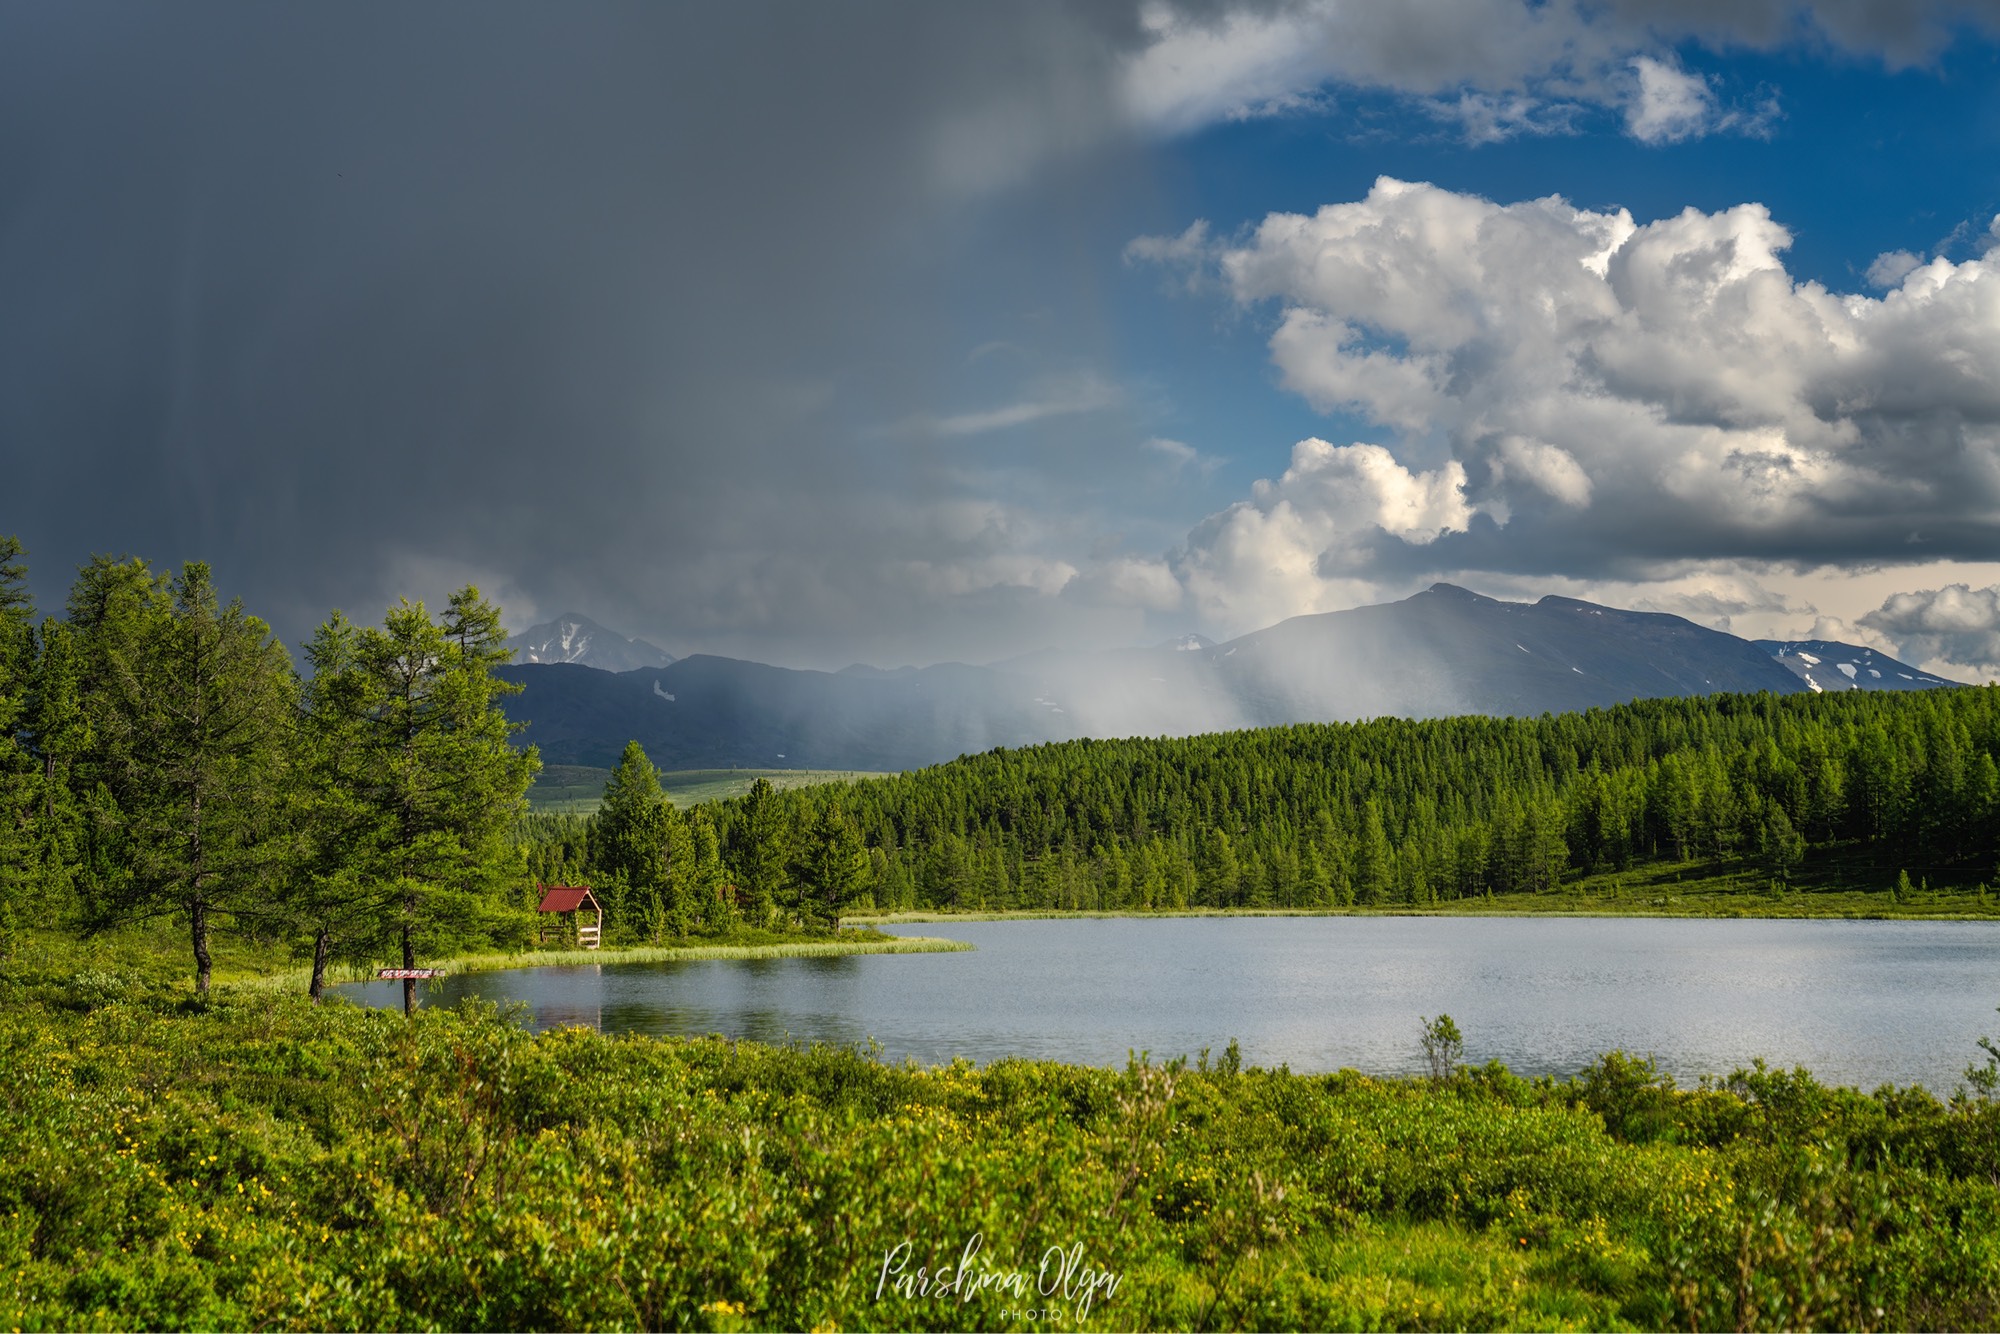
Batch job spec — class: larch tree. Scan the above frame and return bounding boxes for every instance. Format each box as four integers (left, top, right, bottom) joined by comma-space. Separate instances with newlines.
792, 800, 868, 933
339, 591, 538, 1015
687, 807, 731, 933
288, 611, 383, 1001
737, 777, 792, 929
20, 618, 91, 908
91, 562, 296, 993
594, 739, 692, 942
0, 538, 34, 956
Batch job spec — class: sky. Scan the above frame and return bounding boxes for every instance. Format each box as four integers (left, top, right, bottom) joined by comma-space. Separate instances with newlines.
8, 1, 2000, 679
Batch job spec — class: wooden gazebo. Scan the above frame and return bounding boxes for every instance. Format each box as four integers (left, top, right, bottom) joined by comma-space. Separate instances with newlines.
536, 883, 603, 950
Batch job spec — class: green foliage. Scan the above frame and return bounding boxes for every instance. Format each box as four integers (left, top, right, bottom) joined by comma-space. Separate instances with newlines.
527, 767, 892, 815
1968, 1007, 2000, 1099
788, 801, 870, 933
2, 968, 1999, 1331
736, 777, 791, 929
1421, 1013, 1464, 1083
80, 563, 297, 993
310, 592, 540, 1001
0, 537, 35, 957
664, 685, 2000, 916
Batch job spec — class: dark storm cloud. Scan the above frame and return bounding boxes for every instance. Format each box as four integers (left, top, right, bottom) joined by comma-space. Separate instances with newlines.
10, 1, 2000, 666
0, 2, 1159, 663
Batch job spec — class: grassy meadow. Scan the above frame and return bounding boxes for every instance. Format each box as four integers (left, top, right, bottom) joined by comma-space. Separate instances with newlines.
4, 924, 2000, 1330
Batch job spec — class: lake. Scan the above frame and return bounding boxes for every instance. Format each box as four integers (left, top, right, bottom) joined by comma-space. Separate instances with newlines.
337, 916, 2000, 1090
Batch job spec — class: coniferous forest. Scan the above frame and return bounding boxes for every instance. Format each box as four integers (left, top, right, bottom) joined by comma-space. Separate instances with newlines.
8, 532, 2000, 1005
8, 537, 2000, 1330
677, 685, 2000, 916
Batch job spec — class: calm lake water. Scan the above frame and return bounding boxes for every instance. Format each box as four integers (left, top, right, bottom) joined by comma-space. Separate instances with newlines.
338, 917, 2000, 1090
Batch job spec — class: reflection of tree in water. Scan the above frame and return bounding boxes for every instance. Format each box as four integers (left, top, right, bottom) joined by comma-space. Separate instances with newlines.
734, 1008, 868, 1051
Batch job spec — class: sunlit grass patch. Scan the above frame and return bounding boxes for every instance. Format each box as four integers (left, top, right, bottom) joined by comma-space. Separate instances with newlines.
436, 934, 973, 976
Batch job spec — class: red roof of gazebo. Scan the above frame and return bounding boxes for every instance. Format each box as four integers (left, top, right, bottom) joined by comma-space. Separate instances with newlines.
536, 885, 596, 913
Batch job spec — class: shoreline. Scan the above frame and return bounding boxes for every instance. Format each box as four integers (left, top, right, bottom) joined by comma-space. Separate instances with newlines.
848, 902, 2000, 924
242, 934, 974, 992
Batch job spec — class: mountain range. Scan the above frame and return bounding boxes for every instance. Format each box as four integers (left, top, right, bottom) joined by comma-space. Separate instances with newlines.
1757, 640, 1960, 694
499, 585, 1964, 772
504, 613, 674, 672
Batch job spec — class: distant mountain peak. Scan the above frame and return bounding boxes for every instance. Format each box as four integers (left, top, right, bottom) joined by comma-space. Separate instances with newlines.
505, 613, 674, 673
503, 583, 1908, 772
1755, 639, 1960, 694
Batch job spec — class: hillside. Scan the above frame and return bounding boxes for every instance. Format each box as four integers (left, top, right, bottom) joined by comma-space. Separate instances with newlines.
1758, 639, 1961, 693
501, 584, 1836, 770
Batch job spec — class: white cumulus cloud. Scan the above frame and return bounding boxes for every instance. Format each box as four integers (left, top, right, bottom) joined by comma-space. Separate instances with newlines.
1133, 176, 2000, 630
1109, 0, 1980, 145
1624, 56, 1718, 143
1859, 583, 2000, 673
1170, 438, 1471, 632
1866, 248, 1925, 288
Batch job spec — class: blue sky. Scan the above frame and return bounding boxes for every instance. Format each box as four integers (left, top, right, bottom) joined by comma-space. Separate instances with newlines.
8, 2, 2000, 675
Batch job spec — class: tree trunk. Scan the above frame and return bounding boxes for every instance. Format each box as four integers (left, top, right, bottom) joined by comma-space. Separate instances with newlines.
401, 918, 416, 1017
192, 898, 212, 995
309, 928, 331, 1003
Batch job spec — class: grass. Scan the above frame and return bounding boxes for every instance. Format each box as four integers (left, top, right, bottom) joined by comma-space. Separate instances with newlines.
10, 920, 971, 1003
4, 980, 1999, 1330
424, 934, 972, 976
523, 764, 615, 813
8, 918, 2000, 1329
233, 930, 973, 995
527, 765, 892, 813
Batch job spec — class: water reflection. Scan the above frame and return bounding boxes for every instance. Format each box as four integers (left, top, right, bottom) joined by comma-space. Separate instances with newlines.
335, 916, 2000, 1090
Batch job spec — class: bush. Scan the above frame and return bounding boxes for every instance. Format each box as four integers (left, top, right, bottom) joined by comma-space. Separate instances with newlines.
4, 983, 2000, 1329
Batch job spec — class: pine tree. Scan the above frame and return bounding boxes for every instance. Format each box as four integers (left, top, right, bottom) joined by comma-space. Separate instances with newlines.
793, 801, 868, 933
1355, 799, 1392, 903
687, 807, 732, 932
594, 740, 688, 942
0, 538, 34, 957
91, 563, 296, 993
1758, 803, 1805, 888
340, 592, 539, 1013
287, 612, 381, 1000
596, 742, 670, 877
737, 778, 792, 928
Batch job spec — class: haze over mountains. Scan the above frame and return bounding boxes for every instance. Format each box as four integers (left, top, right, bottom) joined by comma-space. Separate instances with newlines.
500, 586, 1967, 772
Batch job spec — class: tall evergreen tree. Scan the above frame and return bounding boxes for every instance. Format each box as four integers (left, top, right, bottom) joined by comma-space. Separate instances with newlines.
90, 563, 296, 993
593, 740, 688, 941
737, 777, 792, 929
792, 801, 868, 933
287, 612, 381, 1000
687, 807, 732, 932
19, 619, 90, 911
340, 592, 539, 1014
0, 538, 34, 957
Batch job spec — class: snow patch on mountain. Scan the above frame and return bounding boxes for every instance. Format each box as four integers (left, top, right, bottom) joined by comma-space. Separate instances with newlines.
506, 613, 675, 673
1757, 639, 1963, 694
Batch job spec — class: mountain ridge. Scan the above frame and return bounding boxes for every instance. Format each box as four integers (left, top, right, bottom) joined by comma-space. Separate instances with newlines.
1755, 639, 1962, 693
499, 586, 1961, 771
504, 612, 674, 673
